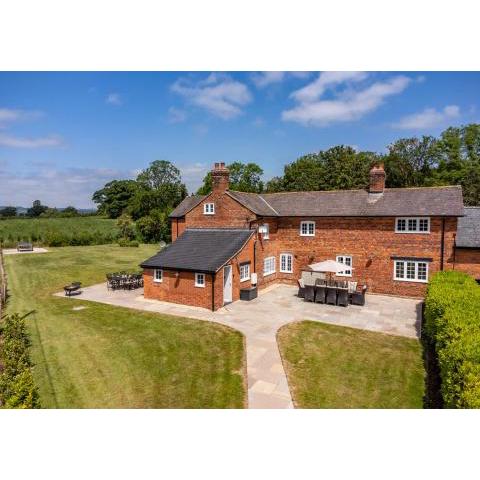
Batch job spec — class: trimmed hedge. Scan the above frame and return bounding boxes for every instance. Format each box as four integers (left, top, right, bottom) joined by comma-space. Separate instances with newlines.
0, 313, 40, 408
424, 271, 480, 408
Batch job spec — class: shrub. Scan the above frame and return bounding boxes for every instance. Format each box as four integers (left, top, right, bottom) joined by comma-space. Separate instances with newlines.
118, 239, 139, 247
424, 271, 480, 408
0, 313, 40, 409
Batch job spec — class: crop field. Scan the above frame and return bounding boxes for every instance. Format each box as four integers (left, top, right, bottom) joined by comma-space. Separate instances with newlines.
0, 217, 119, 247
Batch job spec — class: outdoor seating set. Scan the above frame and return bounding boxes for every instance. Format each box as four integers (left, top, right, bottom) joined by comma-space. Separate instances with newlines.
17, 242, 33, 252
106, 272, 144, 291
297, 261, 368, 307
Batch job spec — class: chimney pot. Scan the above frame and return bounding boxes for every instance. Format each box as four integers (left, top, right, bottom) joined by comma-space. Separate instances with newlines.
211, 162, 229, 193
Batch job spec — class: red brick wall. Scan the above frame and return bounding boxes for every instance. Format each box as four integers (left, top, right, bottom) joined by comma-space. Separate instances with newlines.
184, 191, 255, 229
455, 248, 480, 280
144, 268, 215, 310
252, 216, 457, 298
171, 218, 186, 241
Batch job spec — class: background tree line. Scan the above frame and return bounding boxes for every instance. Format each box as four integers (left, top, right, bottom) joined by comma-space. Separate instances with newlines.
91, 123, 479, 244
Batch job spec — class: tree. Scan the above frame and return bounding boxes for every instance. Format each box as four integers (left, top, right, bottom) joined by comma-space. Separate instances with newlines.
264, 176, 285, 193
117, 213, 136, 240
384, 136, 439, 188
136, 209, 170, 243
61, 206, 79, 217
196, 162, 264, 195
137, 160, 184, 191
27, 200, 48, 217
92, 180, 139, 219
0, 206, 17, 218
281, 153, 325, 191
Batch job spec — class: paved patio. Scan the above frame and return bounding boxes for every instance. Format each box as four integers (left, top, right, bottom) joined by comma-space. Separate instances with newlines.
2, 247, 49, 255
56, 283, 422, 409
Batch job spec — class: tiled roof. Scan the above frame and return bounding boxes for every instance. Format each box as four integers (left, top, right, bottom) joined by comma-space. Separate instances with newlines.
140, 228, 254, 273
456, 206, 480, 248
169, 185, 464, 218
169, 194, 206, 218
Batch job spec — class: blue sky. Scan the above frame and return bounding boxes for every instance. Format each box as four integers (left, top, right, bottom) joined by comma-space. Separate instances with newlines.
0, 71, 479, 208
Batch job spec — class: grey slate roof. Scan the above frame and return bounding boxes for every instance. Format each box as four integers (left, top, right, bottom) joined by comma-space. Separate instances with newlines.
169, 195, 206, 218
456, 207, 480, 248
170, 186, 464, 218
140, 228, 254, 273
258, 186, 464, 217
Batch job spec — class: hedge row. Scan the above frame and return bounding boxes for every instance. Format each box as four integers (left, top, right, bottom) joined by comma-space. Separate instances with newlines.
424, 271, 480, 408
0, 313, 40, 408
0, 231, 119, 248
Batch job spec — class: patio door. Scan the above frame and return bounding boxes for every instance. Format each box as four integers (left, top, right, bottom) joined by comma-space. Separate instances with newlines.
223, 265, 233, 304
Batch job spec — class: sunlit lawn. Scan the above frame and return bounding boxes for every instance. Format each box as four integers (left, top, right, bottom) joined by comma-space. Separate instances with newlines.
5, 245, 246, 408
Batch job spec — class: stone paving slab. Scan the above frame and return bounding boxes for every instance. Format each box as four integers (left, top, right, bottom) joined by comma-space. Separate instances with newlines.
55, 283, 422, 409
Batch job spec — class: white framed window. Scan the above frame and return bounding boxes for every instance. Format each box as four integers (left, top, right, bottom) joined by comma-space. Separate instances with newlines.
395, 217, 430, 233
203, 203, 215, 215
300, 221, 315, 236
195, 272, 205, 287
239, 262, 250, 282
261, 224, 269, 239
280, 253, 293, 273
263, 256, 276, 276
153, 269, 163, 283
393, 260, 429, 283
336, 255, 352, 277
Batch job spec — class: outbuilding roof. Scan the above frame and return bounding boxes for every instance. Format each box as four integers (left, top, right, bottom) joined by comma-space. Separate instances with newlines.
170, 186, 464, 218
456, 206, 480, 248
140, 228, 254, 273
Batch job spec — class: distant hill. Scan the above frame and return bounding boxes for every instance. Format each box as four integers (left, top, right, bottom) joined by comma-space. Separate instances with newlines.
0, 206, 96, 215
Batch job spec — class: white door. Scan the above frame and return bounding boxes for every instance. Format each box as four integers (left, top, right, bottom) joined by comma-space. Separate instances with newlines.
223, 265, 233, 304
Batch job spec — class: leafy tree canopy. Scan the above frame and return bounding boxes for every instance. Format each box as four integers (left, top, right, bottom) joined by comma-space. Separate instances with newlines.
0, 206, 17, 218
197, 162, 264, 195
92, 180, 140, 219
27, 200, 48, 217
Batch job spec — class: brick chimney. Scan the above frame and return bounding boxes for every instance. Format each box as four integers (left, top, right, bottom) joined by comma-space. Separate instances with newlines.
211, 162, 229, 193
369, 162, 386, 194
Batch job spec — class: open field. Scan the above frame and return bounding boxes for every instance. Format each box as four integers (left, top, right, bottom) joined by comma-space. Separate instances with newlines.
0, 217, 119, 248
278, 321, 425, 408
4, 245, 246, 408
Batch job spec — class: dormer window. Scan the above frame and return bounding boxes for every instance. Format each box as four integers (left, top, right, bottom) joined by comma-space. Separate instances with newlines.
204, 203, 215, 215
395, 217, 430, 233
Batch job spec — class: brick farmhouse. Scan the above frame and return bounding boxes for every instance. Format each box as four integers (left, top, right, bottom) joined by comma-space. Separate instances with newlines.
141, 162, 479, 310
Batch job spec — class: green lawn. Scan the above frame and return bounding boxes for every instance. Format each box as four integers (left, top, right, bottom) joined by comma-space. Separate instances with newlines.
0, 217, 119, 247
4, 245, 246, 408
278, 321, 425, 408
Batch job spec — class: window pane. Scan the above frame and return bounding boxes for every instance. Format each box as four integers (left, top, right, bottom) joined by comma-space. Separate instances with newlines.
419, 219, 429, 232
406, 262, 416, 279
418, 262, 427, 280
397, 219, 406, 231
395, 261, 404, 279
408, 219, 417, 231
309, 223, 314, 234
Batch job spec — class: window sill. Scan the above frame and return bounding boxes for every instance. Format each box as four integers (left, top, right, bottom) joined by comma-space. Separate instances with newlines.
394, 278, 428, 284
279, 270, 293, 274
394, 231, 430, 234
240, 277, 250, 283
203, 213, 215, 215
263, 271, 276, 277
299, 234, 315, 237
194, 284, 206, 288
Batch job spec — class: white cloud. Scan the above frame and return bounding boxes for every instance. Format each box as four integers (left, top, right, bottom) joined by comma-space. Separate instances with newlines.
393, 105, 461, 130
105, 93, 122, 106
252, 116, 266, 127
282, 73, 411, 126
0, 133, 63, 148
171, 73, 252, 119
0, 108, 43, 126
251, 71, 312, 88
167, 106, 188, 123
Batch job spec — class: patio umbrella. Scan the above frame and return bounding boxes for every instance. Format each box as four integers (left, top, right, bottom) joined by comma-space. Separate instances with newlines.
308, 259, 348, 273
